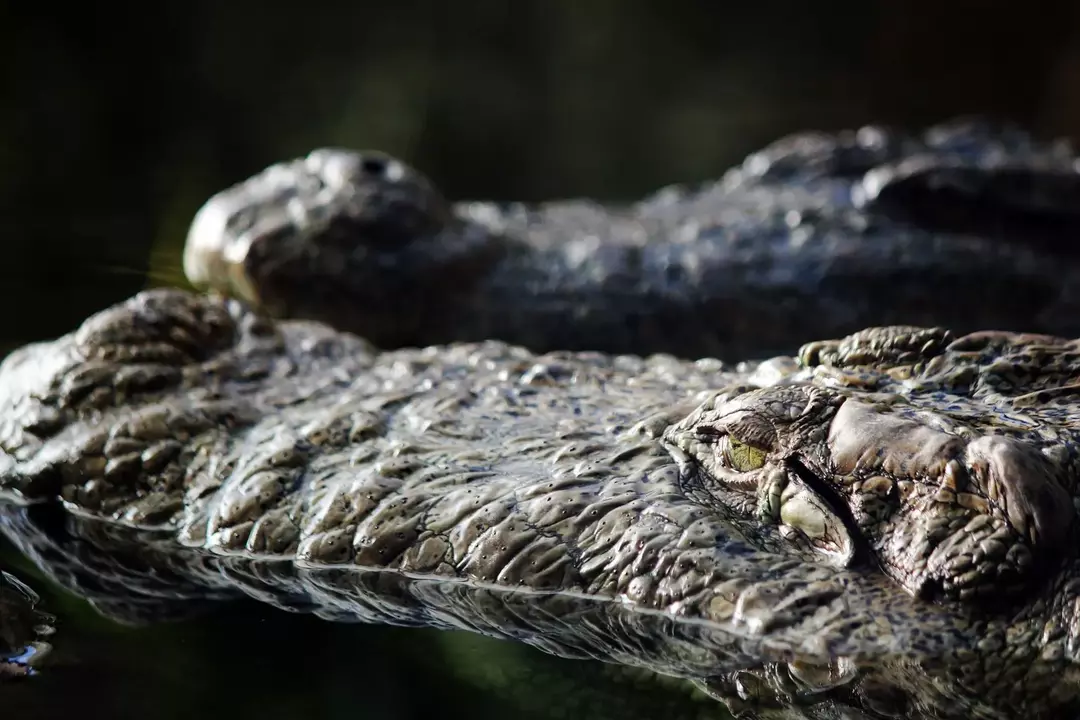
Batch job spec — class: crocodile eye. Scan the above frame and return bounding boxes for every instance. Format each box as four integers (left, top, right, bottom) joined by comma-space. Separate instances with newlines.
724, 437, 767, 472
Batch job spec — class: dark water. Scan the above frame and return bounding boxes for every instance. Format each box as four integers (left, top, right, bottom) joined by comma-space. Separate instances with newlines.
3, 2, 1080, 717
0, 544, 721, 720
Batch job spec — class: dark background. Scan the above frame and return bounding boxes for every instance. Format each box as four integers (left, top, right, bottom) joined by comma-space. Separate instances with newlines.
5, 1, 1080, 350
3, 1, 1080, 718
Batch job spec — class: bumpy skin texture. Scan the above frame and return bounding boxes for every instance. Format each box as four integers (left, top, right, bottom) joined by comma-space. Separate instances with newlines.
184, 119, 1080, 360
3, 290, 1080, 717
664, 335, 1080, 607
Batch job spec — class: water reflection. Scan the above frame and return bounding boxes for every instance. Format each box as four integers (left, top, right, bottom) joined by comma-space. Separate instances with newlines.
2, 504, 1079, 719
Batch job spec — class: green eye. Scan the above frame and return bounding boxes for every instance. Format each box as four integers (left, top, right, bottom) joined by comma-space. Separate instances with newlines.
725, 437, 767, 471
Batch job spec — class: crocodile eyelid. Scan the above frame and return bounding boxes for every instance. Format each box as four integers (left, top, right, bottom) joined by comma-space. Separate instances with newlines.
694, 425, 726, 441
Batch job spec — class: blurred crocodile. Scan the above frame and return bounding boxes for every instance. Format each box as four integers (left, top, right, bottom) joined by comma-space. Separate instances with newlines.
185, 118, 1080, 360
2, 289, 1080, 718
0, 571, 51, 679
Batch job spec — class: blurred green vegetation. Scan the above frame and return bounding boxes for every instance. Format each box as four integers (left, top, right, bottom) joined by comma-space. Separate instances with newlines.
2, 1, 1080, 717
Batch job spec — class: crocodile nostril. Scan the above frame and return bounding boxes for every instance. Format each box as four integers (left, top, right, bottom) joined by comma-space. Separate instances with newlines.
360, 156, 388, 177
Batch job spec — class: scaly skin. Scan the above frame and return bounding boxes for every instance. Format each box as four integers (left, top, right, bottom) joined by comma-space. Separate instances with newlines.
184, 118, 1080, 360
2, 289, 1080, 717
665, 327, 1080, 607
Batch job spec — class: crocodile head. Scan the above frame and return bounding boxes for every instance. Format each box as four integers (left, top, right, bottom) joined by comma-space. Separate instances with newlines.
183, 148, 488, 348
664, 329, 1080, 607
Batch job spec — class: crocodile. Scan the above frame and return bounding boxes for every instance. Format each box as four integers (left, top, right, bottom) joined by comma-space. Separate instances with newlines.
2, 289, 1080, 718
184, 118, 1080, 360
